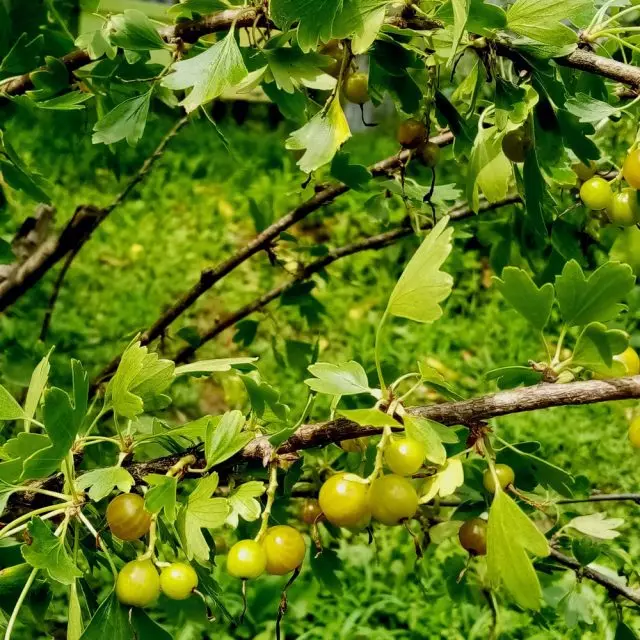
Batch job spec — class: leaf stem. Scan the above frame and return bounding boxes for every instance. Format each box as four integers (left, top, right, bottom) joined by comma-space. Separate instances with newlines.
255, 462, 278, 542
0, 502, 74, 539
3, 567, 38, 640
374, 309, 389, 392
551, 325, 567, 367
0, 507, 67, 539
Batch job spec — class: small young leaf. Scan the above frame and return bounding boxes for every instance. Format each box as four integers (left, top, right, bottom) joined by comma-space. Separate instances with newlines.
239, 375, 289, 420
23, 350, 52, 431
555, 261, 635, 327
286, 97, 351, 173
270, 0, 342, 52
338, 408, 401, 428
386, 216, 454, 323
487, 489, 549, 610
493, 267, 554, 331
226, 481, 265, 527
205, 410, 252, 468
568, 513, 624, 540
305, 361, 376, 397
162, 30, 248, 112
108, 10, 167, 51
76, 467, 134, 502
144, 474, 178, 522
22, 518, 82, 585
331, 151, 372, 191
174, 357, 257, 377
92, 91, 152, 147
571, 323, 628, 372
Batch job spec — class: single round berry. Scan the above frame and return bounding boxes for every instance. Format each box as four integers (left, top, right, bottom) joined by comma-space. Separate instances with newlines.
629, 416, 640, 449
320, 40, 343, 78
368, 474, 418, 526
262, 525, 306, 576
318, 472, 370, 529
501, 128, 531, 163
417, 141, 440, 168
227, 540, 267, 579
458, 518, 487, 556
115, 560, 160, 608
580, 176, 613, 210
572, 160, 596, 181
106, 493, 152, 541
606, 188, 640, 227
343, 73, 369, 105
384, 438, 426, 476
159, 562, 198, 600
483, 464, 515, 493
300, 499, 323, 525
623, 148, 640, 189
397, 119, 427, 149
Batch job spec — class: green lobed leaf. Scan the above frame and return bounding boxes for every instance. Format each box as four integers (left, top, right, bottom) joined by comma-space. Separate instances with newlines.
449, 0, 470, 64
0, 433, 50, 484
33, 92, 94, 111
226, 481, 265, 527
22, 518, 82, 585
332, 0, 388, 53
493, 267, 554, 331
239, 375, 289, 420
80, 591, 130, 640
205, 410, 252, 469
565, 92, 622, 124
130, 609, 172, 639
0, 132, 52, 203
555, 260, 635, 327
487, 489, 549, 610
108, 10, 167, 51
144, 474, 178, 521
386, 216, 454, 323
174, 357, 257, 377
404, 415, 447, 465
338, 408, 401, 428
286, 96, 351, 173
162, 30, 248, 113
76, 467, 134, 502
568, 513, 624, 540
330, 151, 372, 191
305, 361, 375, 396
485, 366, 544, 389
92, 90, 152, 147
571, 323, 628, 372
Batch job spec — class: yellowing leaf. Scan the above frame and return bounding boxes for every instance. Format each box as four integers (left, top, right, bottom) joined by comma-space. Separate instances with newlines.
419, 458, 464, 503
487, 489, 549, 610
162, 30, 248, 113
286, 97, 350, 173
386, 216, 454, 323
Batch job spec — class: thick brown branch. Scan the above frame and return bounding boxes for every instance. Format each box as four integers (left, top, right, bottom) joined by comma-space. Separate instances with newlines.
93, 132, 455, 386
548, 547, 640, 606
0, 116, 188, 316
172, 194, 522, 364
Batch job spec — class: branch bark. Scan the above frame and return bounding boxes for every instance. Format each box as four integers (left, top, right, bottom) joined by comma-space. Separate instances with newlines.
172, 194, 522, 364
92, 131, 455, 386
0, 116, 189, 316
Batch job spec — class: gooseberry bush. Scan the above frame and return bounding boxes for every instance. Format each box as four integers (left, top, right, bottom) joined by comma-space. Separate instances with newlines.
3, 0, 640, 638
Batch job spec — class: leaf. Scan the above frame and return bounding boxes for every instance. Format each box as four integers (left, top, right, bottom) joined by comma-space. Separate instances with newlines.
22, 518, 82, 585
565, 93, 622, 124
332, 0, 387, 53
108, 10, 167, 51
305, 361, 376, 396
76, 467, 134, 502
286, 97, 351, 173
310, 548, 343, 593
0, 132, 52, 203
34, 91, 94, 111
23, 351, 52, 432
487, 489, 549, 610
68, 581, 83, 640
264, 46, 327, 93
0, 385, 26, 422
404, 415, 447, 465
615, 622, 638, 640
0, 433, 50, 484
449, 0, 470, 64
80, 591, 131, 640
239, 375, 289, 420
205, 410, 252, 469
177, 473, 230, 563
338, 408, 401, 428
0, 34, 43, 78
555, 261, 635, 327
226, 481, 265, 527
493, 267, 554, 331
144, 474, 178, 522
107, 342, 175, 419
485, 366, 543, 389
420, 459, 464, 502
330, 151, 372, 191
22, 388, 79, 480
386, 216, 454, 323
162, 30, 248, 112
568, 513, 624, 540
174, 357, 257, 377
130, 609, 172, 640
270, 0, 343, 52
92, 90, 152, 146
572, 323, 628, 371
522, 142, 548, 237
506, 0, 590, 45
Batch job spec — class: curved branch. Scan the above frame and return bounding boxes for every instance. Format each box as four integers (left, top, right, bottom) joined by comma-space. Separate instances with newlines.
92, 131, 455, 386
172, 194, 522, 364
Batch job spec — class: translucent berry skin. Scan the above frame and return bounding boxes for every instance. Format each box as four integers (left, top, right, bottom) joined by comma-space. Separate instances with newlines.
368, 474, 418, 526
501, 129, 531, 163
623, 149, 640, 189
318, 472, 371, 529
106, 493, 152, 541
397, 119, 427, 149
343, 73, 369, 105
115, 560, 160, 608
606, 189, 640, 227
458, 518, 488, 556
160, 562, 198, 600
227, 540, 267, 579
301, 499, 323, 525
262, 525, 306, 575
579, 176, 612, 210
629, 416, 640, 449
482, 464, 515, 493
384, 438, 426, 476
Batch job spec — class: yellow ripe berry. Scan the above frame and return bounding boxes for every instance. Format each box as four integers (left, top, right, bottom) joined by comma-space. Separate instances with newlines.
227, 540, 267, 579
318, 472, 370, 529
262, 525, 306, 575
115, 560, 160, 608
368, 474, 418, 525
628, 416, 640, 448
384, 438, 426, 476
